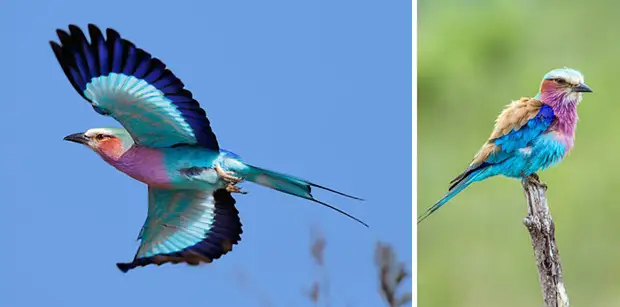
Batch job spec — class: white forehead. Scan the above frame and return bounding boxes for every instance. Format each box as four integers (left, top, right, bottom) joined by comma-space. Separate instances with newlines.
84, 127, 124, 137
543, 68, 584, 85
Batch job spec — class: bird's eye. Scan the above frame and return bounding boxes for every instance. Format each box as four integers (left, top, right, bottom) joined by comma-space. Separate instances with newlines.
555, 78, 566, 85
95, 134, 106, 140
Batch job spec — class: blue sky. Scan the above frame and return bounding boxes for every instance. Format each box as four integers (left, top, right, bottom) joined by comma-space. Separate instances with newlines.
0, 1, 411, 306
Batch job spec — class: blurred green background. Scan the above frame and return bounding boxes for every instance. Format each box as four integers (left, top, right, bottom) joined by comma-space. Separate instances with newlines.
418, 0, 620, 306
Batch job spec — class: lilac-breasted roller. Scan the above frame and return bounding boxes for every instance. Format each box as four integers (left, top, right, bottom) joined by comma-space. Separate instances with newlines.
50, 24, 366, 273
418, 68, 593, 224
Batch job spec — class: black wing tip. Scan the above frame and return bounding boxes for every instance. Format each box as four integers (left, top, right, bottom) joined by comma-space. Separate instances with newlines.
116, 262, 133, 273
87, 23, 102, 32
54, 29, 71, 45
49, 41, 62, 56
53, 24, 115, 46
67, 24, 88, 42
106, 27, 121, 38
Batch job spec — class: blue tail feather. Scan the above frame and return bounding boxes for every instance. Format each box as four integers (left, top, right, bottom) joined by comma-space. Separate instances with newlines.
242, 164, 368, 227
418, 169, 486, 224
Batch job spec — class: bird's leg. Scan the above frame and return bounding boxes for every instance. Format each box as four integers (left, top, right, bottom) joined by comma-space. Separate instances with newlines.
215, 164, 247, 194
525, 173, 547, 190
215, 164, 242, 183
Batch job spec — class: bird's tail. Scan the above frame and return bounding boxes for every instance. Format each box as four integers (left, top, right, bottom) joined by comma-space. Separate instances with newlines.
240, 164, 368, 227
417, 168, 486, 224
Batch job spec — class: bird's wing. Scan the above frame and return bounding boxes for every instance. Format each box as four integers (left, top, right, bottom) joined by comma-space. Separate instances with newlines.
49, 24, 219, 150
449, 97, 555, 188
117, 188, 242, 273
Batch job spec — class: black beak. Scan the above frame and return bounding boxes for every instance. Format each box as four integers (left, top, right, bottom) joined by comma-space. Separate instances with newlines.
63, 132, 89, 145
574, 83, 593, 93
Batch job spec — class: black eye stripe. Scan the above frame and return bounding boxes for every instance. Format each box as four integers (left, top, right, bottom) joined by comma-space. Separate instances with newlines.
551, 78, 574, 85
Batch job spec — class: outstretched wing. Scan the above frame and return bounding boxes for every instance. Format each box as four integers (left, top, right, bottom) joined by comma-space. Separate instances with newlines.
49, 24, 219, 150
449, 97, 555, 188
116, 188, 243, 273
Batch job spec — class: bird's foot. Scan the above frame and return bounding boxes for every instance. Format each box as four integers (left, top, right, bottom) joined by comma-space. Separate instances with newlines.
215, 164, 246, 194
525, 174, 547, 190
215, 164, 242, 184
226, 183, 247, 194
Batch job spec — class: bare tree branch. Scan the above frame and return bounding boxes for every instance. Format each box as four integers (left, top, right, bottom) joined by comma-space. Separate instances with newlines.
522, 174, 569, 307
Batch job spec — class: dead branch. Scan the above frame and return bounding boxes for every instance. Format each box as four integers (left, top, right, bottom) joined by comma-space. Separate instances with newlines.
522, 174, 569, 307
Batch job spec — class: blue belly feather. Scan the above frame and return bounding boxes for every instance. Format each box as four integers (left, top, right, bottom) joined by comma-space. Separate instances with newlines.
483, 133, 566, 179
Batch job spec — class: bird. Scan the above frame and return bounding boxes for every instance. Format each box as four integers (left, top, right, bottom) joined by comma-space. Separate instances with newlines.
50, 24, 366, 273
418, 67, 593, 224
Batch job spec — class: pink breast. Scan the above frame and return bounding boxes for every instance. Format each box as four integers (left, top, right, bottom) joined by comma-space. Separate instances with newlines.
106, 147, 171, 188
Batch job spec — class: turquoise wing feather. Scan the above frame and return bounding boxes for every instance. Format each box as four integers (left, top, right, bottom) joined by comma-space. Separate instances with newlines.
50, 24, 219, 150
117, 188, 243, 273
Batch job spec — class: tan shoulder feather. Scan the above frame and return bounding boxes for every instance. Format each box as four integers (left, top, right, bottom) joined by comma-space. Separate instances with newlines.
471, 97, 543, 166
489, 97, 544, 140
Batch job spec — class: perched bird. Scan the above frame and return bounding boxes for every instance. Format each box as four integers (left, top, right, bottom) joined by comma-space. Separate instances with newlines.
50, 24, 366, 273
418, 68, 593, 224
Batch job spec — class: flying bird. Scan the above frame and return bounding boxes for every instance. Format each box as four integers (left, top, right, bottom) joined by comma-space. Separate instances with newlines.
418, 68, 593, 223
50, 24, 366, 273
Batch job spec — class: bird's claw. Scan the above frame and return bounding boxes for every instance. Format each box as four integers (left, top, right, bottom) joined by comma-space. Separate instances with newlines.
525, 174, 547, 190
215, 164, 242, 183
226, 183, 247, 194
215, 164, 246, 194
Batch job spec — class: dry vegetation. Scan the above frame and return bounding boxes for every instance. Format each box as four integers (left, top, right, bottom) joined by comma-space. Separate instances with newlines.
234, 228, 411, 307
374, 242, 412, 307
305, 228, 411, 307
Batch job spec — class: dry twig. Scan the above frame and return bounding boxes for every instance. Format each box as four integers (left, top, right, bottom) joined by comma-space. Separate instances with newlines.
522, 174, 569, 307
306, 228, 331, 306
374, 242, 412, 307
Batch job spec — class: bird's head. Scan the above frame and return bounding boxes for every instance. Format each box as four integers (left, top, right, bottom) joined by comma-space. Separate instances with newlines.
537, 67, 593, 106
63, 127, 134, 160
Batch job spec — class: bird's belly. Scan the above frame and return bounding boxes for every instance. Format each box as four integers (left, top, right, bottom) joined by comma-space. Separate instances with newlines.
501, 133, 567, 178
